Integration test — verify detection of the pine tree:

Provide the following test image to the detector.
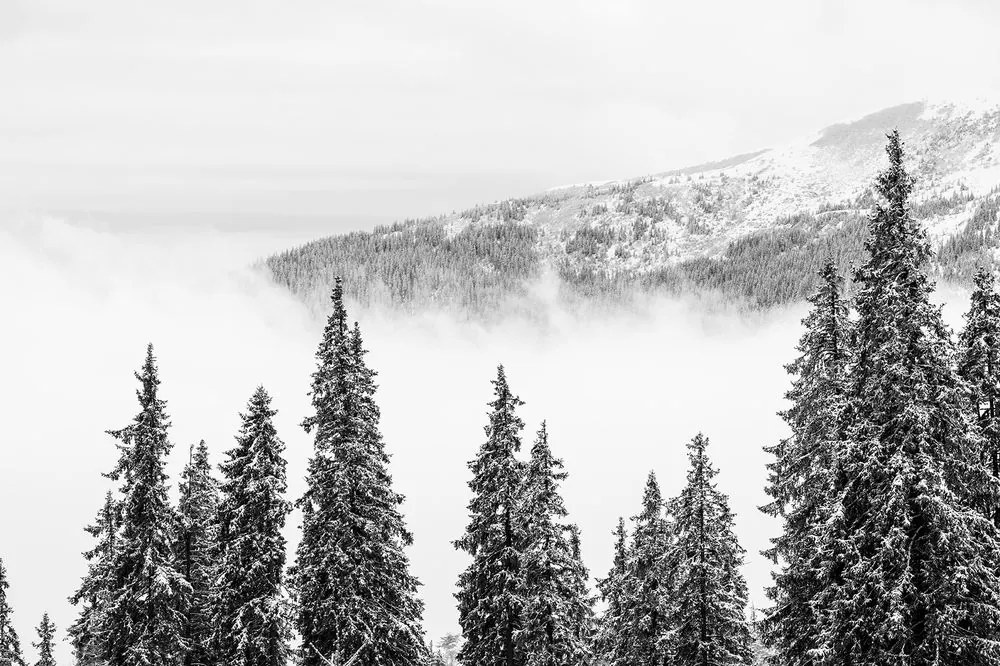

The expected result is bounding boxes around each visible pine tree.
[958,267,1000,525]
[595,518,629,666]
[814,132,1000,664]
[0,559,24,666]
[175,440,219,666]
[455,365,527,666]
[293,281,426,666]
[68,492,118,666]
[100,344,189,666]
[760,259,850,664]
[518,422,592,666]
[620,472,670,666]
[565,525,596,660]
[212,386,292,666]
[665,434,752,666]
[32,615,56,666]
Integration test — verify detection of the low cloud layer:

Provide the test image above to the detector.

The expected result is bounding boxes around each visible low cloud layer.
[0,217,973,661]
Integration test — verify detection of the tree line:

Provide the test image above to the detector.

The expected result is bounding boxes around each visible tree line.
[4,130,1000,666]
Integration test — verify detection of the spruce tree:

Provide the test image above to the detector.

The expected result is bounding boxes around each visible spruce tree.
[454,365,527,666]
[760,259,850,664]
[293,280,426,666]
[213,386,292,666]
[0,558,24,666]
[32,615,55,666]
[518,422,592,666]
[100,344,189,666]
[814,132,1000,664]
[175,440,219,666]
[620,472,670,666]
[665,434,752,666]
[68,492,117,666]
[595,518,629,666]
[958,267,1000,524]
[565,525,595,660]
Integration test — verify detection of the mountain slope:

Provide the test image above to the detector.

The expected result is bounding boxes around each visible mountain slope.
[265,100,1000,318]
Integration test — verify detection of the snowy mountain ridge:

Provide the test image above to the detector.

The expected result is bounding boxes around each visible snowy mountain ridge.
[266,99,1000,317]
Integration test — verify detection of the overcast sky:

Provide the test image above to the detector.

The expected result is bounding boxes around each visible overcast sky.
[3,0,1000,230]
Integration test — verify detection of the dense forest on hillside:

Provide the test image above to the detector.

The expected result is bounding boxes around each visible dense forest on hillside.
[264,187,1000,317]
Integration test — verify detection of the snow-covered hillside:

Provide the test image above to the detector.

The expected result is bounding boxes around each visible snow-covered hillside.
[266,100,1000,318]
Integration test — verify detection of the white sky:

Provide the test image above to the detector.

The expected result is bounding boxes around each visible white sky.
[3,0,1000,228]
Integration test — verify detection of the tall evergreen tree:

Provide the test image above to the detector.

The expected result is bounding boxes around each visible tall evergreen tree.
[175,440,219,666]
[565,525,596,660]
[293,280,426,666]
[212,386,292,666]
[455,365,527,666]
[0,559,24,666]
[620,472,671,666]
[665,434,752,666]
[100,344,189,666]
[958,267,1000,524]
[518,422,592,666]
[760,259,851,664]
[32,615,56,666]
[68,492,118,666]
[814,132,1000,664]
[595,518,629,666]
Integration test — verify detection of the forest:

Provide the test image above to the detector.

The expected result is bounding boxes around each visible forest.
[264,172,999,318]
[4,131,1000,666]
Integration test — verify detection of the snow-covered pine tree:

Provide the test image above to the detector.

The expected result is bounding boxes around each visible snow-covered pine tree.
[454,365,527,666]
[212,386,292,666]
[760,259,850,664]
[814,132,1000,664]
[0,559,24,666]
[32,615,55,666]
[68,491,117,666]
[100,344,189,666]
[958,267,1000,525]
[565,525,596,659]
[517,422,592,666]
[595,518,629,666]
[620,472,671,666]
[175,440,219,666]
[293,280,426,666]
[665,434,752,666]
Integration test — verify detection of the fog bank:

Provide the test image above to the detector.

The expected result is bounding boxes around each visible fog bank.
[0,217,971,662]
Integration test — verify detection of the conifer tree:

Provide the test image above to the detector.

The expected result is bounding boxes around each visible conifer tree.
[293,280,426,666]
[517,422,592,666]
[595,518,629,666]
[665,434,752,666]
[760,259,850,664]
[958,267,1000,524]
[565,525,596,659]
[0,559,24,666]
[100,344,189,666]
[814,132,1000,664]
[455,365,527,666]
[68,492,117,666]
[213,386,292,666]
[175,440,219,666]
[32,615,55,666]
[620,472,670,666]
